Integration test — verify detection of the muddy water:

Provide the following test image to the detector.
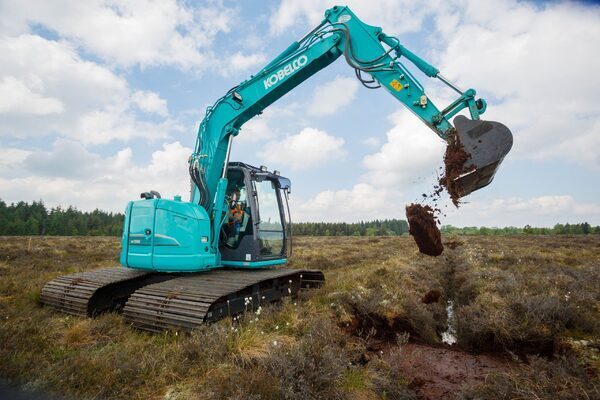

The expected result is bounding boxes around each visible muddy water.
[441,300,457,345]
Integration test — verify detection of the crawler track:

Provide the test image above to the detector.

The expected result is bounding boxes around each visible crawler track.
[40,267,174,317]
[124,268,324,332]
[41,267,324,332]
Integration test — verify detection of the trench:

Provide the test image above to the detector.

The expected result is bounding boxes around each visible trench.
[437,244,460,347]
[436,243,563,358]
[440,299,457,345]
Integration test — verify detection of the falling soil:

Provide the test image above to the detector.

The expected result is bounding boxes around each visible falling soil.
[406,204,443,256]
[405,133,473,256]
[393,344,513,400]
[439,130,473,207]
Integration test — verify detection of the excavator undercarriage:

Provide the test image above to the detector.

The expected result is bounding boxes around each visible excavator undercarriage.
[41,267,324,332]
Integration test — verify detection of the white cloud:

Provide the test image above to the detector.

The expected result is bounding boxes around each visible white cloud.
[219,52,268,76]
[235,103,303,144]
[292,183,394,222]
[0,0,235,71]
[362,109,446,187]
[269,0,441,37]
[0,77,64,115]
[258,127,345,171]
[238,115,275,144]
[362,137,381,147]
[132,90,168,116]
[307,76,358,116]
[434,0,600,169]
[0,141,193,212]
[445,195,600,227]
[25,139,101,179]
[0,34,175,144]
[0,148,31,175]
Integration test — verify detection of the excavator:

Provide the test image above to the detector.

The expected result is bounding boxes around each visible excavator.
[41,6,512,332]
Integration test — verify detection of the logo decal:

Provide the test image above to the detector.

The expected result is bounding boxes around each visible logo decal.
[264,55,308,90]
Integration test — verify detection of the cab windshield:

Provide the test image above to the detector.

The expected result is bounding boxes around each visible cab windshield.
[255,179,285,257]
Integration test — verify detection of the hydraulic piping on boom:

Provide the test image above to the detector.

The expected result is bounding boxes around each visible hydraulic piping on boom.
[41,5,512,333]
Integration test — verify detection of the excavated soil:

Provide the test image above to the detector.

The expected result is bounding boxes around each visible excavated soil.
[405,133,473,256]
[393,344,513,400]
[406,204,443,256]
[439,131,472,207]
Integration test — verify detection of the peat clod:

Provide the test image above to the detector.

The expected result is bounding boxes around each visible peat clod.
[406,204,444,256]
[439,130,473,207]
[421,289,442,304]
[346,311,419,342]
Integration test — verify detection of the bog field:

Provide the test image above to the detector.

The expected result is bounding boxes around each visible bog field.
[0,235,599,400]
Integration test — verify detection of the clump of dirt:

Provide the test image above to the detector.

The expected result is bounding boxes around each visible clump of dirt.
[439,131,473,207]
[406,204,443,256]
[421,289,442,304]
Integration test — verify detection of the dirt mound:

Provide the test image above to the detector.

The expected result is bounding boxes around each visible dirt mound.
[439,131,472,207]
[406,204,443,256]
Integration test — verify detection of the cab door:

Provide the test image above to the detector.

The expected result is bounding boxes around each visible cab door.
[253,179,286,259]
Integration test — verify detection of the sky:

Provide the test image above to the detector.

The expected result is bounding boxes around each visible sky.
[0,0,599,227]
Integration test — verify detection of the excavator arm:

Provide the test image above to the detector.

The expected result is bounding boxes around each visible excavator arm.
[188,5,513,257]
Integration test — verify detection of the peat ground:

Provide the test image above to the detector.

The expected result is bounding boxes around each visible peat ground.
[0,235,599,399]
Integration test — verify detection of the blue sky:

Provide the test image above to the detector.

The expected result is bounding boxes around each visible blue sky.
[0,0,598,227]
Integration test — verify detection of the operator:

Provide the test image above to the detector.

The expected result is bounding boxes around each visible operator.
[228,188,245,237]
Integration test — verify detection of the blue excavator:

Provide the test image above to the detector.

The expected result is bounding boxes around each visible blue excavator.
[41,6,512,332]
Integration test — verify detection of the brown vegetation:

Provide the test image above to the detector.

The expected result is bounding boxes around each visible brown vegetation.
[0,235,599,399]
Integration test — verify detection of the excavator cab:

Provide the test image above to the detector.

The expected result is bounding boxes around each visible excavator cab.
[452,115,513,197]
[220,162,291,266]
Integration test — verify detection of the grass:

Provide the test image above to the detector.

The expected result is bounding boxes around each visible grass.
[0,235,599,399]
[446,236,600,355]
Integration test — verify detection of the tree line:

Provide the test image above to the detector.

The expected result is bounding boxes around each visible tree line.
[0,200,123,236]
[440,223,600,235]
[293,219,409,236]
[0,199,598,236]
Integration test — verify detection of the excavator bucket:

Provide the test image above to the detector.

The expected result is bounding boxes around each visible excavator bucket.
[452,115,513,197]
